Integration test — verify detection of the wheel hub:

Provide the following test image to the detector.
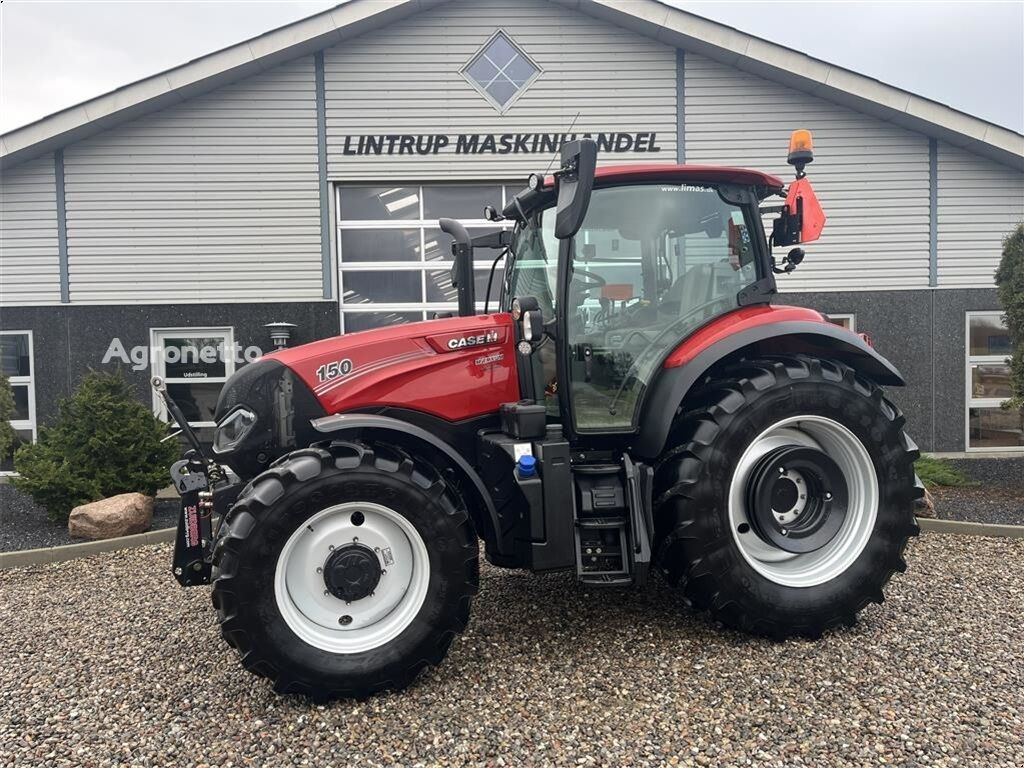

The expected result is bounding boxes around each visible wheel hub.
[323,543,382,602]
[746,445,849,554]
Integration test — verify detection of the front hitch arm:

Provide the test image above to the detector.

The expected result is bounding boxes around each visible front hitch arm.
[152,376,239,587]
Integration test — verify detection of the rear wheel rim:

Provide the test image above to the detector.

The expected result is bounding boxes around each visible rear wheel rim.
[274,501,430,653]
[728,415,878,588]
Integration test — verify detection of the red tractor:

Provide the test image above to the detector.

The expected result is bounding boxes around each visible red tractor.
[156,133,921,700]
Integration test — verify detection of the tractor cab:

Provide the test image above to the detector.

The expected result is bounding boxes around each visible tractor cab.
[500,158,779,437]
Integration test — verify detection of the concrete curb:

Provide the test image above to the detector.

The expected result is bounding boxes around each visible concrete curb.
[917,517,1024,539]
[0,528,175,570]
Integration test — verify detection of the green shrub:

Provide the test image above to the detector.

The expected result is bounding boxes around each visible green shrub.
[914,455,972,488]
[994,222,1024,410]
[13,370,179,522]
[0,373,18,462]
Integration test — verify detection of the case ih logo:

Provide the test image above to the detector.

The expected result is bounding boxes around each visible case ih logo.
[447,330,500,350]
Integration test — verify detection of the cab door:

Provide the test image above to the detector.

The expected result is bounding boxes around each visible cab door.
[557,183,761,436]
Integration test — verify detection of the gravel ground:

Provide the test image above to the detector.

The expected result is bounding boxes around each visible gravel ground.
[0,485,177,553]
[946,458,1024,491]
[2,534,1022,767]
[932,486,1024,526]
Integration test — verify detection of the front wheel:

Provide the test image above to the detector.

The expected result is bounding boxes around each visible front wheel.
[211,440,478,699]
[654,356,921,638]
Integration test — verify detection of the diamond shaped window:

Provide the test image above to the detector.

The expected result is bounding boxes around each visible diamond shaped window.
[462,31,540,111]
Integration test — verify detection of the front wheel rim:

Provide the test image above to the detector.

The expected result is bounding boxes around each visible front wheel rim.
[728,415,878,588]
[274,501,430,654]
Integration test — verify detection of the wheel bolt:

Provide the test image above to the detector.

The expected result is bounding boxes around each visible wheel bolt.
[825,492,833,500]
[328,544,335,551]
[339,615,352,626]
[381,569,387,575]
[781,528,789,536]
[353,537,359,543]
[316,567,323,574]
[778,467,786,474]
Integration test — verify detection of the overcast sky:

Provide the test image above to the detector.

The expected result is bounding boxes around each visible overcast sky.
[0,1,1021,135]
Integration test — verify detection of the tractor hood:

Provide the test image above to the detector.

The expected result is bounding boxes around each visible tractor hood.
[211,314,518,478]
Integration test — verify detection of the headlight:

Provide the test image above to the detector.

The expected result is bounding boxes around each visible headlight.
[213,406,257,454]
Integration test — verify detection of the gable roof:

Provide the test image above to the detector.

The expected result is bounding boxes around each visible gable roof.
[2,0,1022,171]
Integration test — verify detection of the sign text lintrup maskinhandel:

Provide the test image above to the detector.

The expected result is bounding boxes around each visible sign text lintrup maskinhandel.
[340,132,662,156]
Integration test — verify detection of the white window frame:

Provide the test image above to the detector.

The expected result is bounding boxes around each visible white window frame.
[335,183,516,334]
[827,313,856,332]
[150,327,235,429]
[0,329,36,449]
[964,311,1021,452]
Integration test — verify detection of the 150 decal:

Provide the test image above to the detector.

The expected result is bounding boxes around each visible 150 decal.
[316,358,353,383]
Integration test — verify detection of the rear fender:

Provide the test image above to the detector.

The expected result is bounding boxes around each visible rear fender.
[634,321,905,458]
[308,413,504,556]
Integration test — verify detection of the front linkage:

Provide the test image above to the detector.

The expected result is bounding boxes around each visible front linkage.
[153,377,240,587]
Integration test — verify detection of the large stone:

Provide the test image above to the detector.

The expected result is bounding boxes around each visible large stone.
[68,493,154,540]
[914,487,937,519]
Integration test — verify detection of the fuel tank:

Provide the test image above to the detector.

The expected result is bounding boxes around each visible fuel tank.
[267,313,519,421]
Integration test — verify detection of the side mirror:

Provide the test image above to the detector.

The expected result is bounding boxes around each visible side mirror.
[554,139,597,240]
[483,205,504,222]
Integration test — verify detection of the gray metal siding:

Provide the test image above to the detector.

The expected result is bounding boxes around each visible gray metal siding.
[936,142,1024,288]
[323,0,677,180]
[685,54,931,293]
[62,58,323,304]
[0,154,61,305]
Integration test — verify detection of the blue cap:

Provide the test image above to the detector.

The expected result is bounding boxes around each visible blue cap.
[517,454,537,478]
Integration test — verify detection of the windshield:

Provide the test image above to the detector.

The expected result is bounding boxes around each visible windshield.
[507,183,761,430]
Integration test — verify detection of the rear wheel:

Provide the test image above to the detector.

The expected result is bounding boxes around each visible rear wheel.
[654,356,921,638]
[211,440,478,699]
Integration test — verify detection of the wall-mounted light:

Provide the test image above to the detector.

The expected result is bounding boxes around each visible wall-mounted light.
[265,321,297,349]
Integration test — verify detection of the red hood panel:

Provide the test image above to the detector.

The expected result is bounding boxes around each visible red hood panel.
[267,314,519,421]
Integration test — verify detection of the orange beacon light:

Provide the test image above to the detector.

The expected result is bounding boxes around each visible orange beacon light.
[787,129,814,176]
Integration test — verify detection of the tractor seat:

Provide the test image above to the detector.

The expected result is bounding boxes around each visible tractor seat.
[661,263,716,315]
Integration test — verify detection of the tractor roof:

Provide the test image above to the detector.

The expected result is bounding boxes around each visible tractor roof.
[593,164,786,190]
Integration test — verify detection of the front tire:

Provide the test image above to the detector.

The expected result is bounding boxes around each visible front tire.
[654,356,921,638]
[211,440,478,699]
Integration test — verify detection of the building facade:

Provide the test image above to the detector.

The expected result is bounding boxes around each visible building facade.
[1,0,1022,454]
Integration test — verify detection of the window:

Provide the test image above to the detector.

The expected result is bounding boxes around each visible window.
[1,331,36,466]
[965,312,1022,451]
[151,328,235,440]
[461,31,541,111]
[336,184,515,333]
[827,314,856,332]
[523,183,760,431]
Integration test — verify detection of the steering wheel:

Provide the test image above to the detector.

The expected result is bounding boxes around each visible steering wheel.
[572,268,606,290]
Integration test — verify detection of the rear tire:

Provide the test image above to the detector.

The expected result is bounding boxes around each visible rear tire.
[211,440,478,700]
[653,356,921,638]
